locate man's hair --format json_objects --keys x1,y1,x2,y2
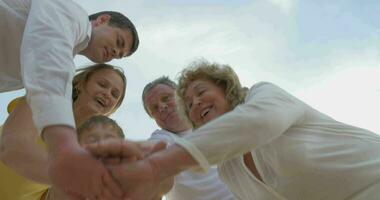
[
  {"x1": 77, "y1": 115, "x2": 124, "y2": 139},
  {"x1": 89, "y1": 11, "x2": 139, "y2": 56},
  {"x1": 142, "y1": 76, "x2": 177, "y2": 116}
]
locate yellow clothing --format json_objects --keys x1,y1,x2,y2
[
  {"x1": 0, "y1": 97, "x2": 49, "y2": 200},
  {"x1": 0, "y1": 127, "x2": 48, "y2": 200}
]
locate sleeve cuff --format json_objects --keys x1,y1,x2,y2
[
  {"x1": 173, "y1": 137, "x2": 210, "y2": 172},
  {"x1": 27, "y1": 95, "x2": 75, "y2": 135}
]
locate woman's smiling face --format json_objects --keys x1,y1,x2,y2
[
  {"x1": 185, "y1": 78, "x2": 230, "y2": 127},
  {"x1": 74, "y1": 68, "x2": 124, "y2": 117}
]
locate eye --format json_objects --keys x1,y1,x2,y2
[
  {"x1": 105, "y1": 135, "x2": 117, "y2": 139},
  {"x1": 117, "y1": 36, "x2": 125, "y2": 48},
  {"x1": 121, "y1": 38, "x2": 125, "y2": 48},
  {"x1": 83, "y1": 136, "x2": 98, "y2": 144},
  {"x1": 198, "y1": 90, "x2": 205, "y2": 96},
  {"x1": 98, "y1": 81, "x2": 106, "y2": 87},
  {"x1": 162, "y1": 95, "x2": 170, "y2": 102},
  {"x1": 149, "y1": 105, "x2": 158, "y2": 114},
  {"x1": 117, "y1": 37, "x2": 121, "y2": 47},
  {"x1": 187, "y1": 102, "x2": 193, "y2": 110},
  {"x1": 111, "y1": 90, "x2": 120, "y2": 99}
]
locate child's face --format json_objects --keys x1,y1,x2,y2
[{"x1": 79, "y1": 124, "x2": 122, "y2": 145}]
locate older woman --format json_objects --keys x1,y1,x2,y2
[
  {"x1": 0, "y1": 64, "x2": 127, "y2": 200},
  {"x1": 92, "y1": 59, "x2": 380, "y2": 200}
]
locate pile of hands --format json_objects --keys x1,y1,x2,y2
[{"x1": 48, "y1": 139, "x2": 169, "y2": 200}]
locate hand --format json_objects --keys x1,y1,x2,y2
[
  {"x1": 108, "y1": 158, "x2": 159, "y2": 200},
  {"x1": 108, "y1": 144, "x2": 167, "y2": 200},
  {"x1": 135, "y1": 140, "x2": 167, "y2": 158},
  {"x1": 85, "y1": 139, "x2": 144, "y2": 164},
  {"x1": 44, "y1": 126, "x2": 123, "y2": 200},
  {"x1": 85, "y1": 139, "x2": 166, "y2": 162}
]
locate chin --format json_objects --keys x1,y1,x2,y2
[{"x1": 87, "y1": 52, "x2": 104, "y2": 63}]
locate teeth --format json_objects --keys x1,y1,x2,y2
[
  {"x1": 201, "y1": 108, "x2": 210, "y2": 118},
  {"x1": 96, "y1": 98, "x2": 106, "y2": 107}
]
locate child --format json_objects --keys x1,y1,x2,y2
[{"x1": 42, "y1": 115, "x2": 124, "y2": 200}]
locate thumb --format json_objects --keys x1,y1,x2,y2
[{"x1": 150, "y1": 141, "x2": 167, "y2": 153}]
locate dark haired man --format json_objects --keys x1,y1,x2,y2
[{"x1": 0, "y1": 0, "x2": 139, "y2": 199}]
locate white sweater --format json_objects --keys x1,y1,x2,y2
[{"x1": 175, "y1": 82, "x2": 380, "y2": 200}]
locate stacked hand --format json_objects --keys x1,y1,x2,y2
[
  {"x1": 44, "y1": 126, "x2": 145, "y2": 200},
  {"x1": 85, "y1": 139, "x2": 168, "y2": 200}
]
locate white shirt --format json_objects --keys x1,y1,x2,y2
[
  {"x1": 150, "y1": 129, "x2": 236, "y2": 200},
  {"x1": 0, "y1": 0, "x2": 91, "y2": 133},
  {"x1": 175, "y1": 82, "x2": 380, "y2": 200}
]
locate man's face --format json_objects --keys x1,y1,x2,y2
[
  {"x1": 83, "y1": 14, "x2": 134, "y2": 63},
  {"x1": 144, "y1": 84, "x2": 184, "y2": 132}
]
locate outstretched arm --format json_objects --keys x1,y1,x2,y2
[
  {"x1": 87, "y1": 140, "x2": 197, "y2": 200},
  {"x1": 0, "y1": 98, "x2": 50, "y2": 184}
]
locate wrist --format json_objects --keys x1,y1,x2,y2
[
  {"x1": 43, "y1": 125, "x2": 79, "y2": 153},
  {"x1": 146, "y1": 144, "x2": 197, "y2": 181}
]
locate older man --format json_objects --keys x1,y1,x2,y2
[{"x1": 141, "y1": 76, "x2": 235, "y2": 200}]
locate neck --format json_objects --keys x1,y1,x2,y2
[
  {"x1": 168, "y1": 122, "x2": 191, "y2": 134},
  {"x1": 73, "y1": 106, "x2": 92, "y2": 127}
]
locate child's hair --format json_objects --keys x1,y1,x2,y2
[{"x1": 77, "y1": 115, "x2": 125, "y2": 139}]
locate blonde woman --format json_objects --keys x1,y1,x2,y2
[{"x1": 0, "y1": 64, "x2": 128, "y2": 200}]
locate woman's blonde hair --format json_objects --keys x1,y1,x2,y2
[
  {"x1": 177, "y1": 59, "x2": 247, "y2": 127},
  {"x1": 72, "y1": 63, "x2": 127, "y2": 114}
]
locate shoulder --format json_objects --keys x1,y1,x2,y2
[
  {"x1": 245, "y1": 82, "x2": 285, "y2": 100},
  {"x1": 149, "y1": 129, "x2": 179, "y2": 143},
  {"x1": 249, "y1": 81, "x2": 281, "y2": 92}
]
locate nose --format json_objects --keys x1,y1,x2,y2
[
  {"x1": 112, "y1": 48, "x2": 122, "y2": 59},
  {"x1": 158, "y1": 102, "x2": 168, "y2": 113},
  {"x1": 102, "y1": 89, "x2": 113, "y2": 103}
]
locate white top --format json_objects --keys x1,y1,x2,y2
[
  {"x1": 175, "y1": 82, "x2": 380, "y2": 200},
  {"x1": 0, "y1": 0, "x2": 91, "y2": 133},
  {"x1": 150, "y1": 129, "x2": 236, "y2": 200}
]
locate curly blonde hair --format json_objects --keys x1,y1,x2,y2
[{"x1": 176, "y1": 59, "x2": 247, "y2": 127}]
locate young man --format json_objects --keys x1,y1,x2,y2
[
  {"x1": 0, "y1": 0, "x2": 139, "y2": 198},
  {"x1": 141, "y1": 76, "x2": 235, "y2": 200}
]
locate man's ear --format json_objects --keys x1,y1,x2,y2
[{"x1": 92, "y1": 14, "x2": 111, "y2": 27}]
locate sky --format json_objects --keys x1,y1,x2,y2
[{"x1": 1, "y1": 0, "x2": 379, "y2": 140}]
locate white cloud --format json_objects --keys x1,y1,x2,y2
[
  {"x1": 1, "y1": 0, "x2": 379, "y2": 140},
  {"x1": 265, "y1": 0, "x2": 297, "y2": 14}
]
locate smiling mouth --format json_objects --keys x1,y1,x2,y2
[
  {"x1": 201, "y1": 106, "x2": 212, "y2": 118},
  {"x1": 163, "y1": 110, "x2": 178, "y2": 121},
  {"x1": 95, "y1": 97, "x2": 106, "y2": 108}
]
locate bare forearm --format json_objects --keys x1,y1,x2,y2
[
  {"x1": 148, "y1": 144, "x2": 198, "y2": 182},
  {"x1": 1, "y1": 133, "x2": 50, "y2": 184},
  {"x1": 0, "y1": 99, "x2": 50, "y2": 184}
]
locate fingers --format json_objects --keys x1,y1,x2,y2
[
  {"x1": 136, "y1": 140, "x2": 167, "y2": 157},
  {"x1": 84, "y1": 139, "x2": 119, "y2": 158},
  {"x1": 85, "y1": 139, "x2": 143, "y2": 160},
  {"x1": 101, "y1": 169, "x2": 124, "y2": 199},
  {"x1": 103, "y1": 157, "x2": 122, "y2": 165},
  {"x1": 150, "y1": 141, "x2": 167, "y2": 153},
  {"x1": 120, "y1": 140, "x2": 144, "y2": 160}
]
